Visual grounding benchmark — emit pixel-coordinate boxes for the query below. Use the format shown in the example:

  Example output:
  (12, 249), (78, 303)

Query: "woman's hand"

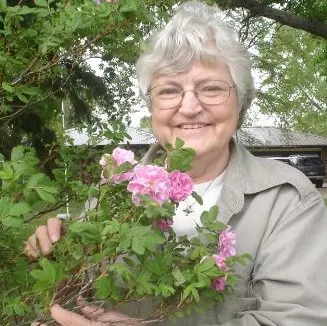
(32, 297), (142, 326)
(24, 217), (62, 258)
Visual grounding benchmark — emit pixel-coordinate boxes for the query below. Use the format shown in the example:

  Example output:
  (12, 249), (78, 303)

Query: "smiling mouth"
(178, 124), (209, 129)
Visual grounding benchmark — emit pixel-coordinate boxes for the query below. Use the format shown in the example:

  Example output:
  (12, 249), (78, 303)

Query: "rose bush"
(0, 139), (251, 325)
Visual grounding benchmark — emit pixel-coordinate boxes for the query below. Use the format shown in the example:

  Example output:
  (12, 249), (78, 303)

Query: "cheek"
(151, 112), (167, 140)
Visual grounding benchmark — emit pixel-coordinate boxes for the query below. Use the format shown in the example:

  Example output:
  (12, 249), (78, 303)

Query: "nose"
(178, 90), (203, 116)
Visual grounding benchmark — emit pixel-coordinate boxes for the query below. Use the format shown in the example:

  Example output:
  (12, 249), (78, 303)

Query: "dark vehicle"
(267, 154), (325, 188)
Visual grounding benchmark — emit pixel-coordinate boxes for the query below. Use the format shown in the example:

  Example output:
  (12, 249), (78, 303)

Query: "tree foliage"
(0, 0), (175, 161)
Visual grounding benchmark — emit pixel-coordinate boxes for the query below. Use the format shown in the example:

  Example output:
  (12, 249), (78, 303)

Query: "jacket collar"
(218, 139), (315, 224)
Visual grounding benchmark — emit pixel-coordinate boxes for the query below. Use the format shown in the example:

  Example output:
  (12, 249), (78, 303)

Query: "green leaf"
(2, 82), (13, 93)
(0, 197), (12, 219)
(35, 188), (56, 203)
(95, 275), (112, 299)
(0, 162), (14, 180)
(40, 258), (57, 283)
(191, 191), (203, 205)
(132, 238), (145, 255)
(17, 93), (29, 103)
(175, 137), (184, 149)
(195, 256), (215, 273)
(208, 205), (219, 222)
(11, 146), (25, 161)
(0, 0), (7, 11)
(200, 206), (219, 226)
(172, 268), (186, 286)
(118, 0), (138, 13)
(9, 202), (31, 217)
(34, 0), (48, 7)
(2, 216), (23, 228)
(144, 260), (162, 276)
(70, 222), (100, 242)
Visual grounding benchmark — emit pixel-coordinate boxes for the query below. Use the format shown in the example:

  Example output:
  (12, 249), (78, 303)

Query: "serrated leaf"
(95, 276), (112, 299)
(0, 0), (7, 11)
(195, 256), (215, 273)
(11, 146), (25, 161)
(208, 205), (219, 221)
(40, 258), (56, 283)
(175, 137), (184, 149)
(0, 197), (12, 218)
(34, 0), (48, 7)
(118, 0), (138, 13)
(9, 202), (31, 217)
(172, 268), (186, 286)
(70, 222), (100, 241)
(2, 82), (13, 93)
(132, 238), (145, 255)
(30, 270), (49, 282)
(35, 188), (56, 203)
(2, 216), (23, 228)
(144, 260), (162, 276)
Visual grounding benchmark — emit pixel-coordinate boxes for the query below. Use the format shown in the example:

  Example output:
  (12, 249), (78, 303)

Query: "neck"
(188, 147), (230, 184)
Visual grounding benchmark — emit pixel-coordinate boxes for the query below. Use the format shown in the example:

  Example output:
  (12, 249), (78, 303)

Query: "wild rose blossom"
(112, 148), (136, 165)
(111, 172), (134, 184)
(157, 219), (173, 232)
(213, 254), (229, 272)
(168, 171), (193, 202)
(219, 227), (236, 258)
(127, 165), (170, 206)
(100, 148), (137, 184)
(212, 277), (227, 292)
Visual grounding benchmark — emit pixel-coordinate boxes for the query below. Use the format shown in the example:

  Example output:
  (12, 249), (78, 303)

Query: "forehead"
(150, 59), (232, 86)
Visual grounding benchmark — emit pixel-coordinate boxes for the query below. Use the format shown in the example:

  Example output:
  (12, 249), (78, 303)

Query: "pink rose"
(212, 277), (227, 292)
(168, 171), (193, 202)
(157, 219), (173, 232)
(101, 148), (137, 184)
(110, 172), (134, 184)
(219, 227), (236, 258)
(213, 254), (229, 272)
(112, 148), (136, 165)
(127, 165), (170, 206)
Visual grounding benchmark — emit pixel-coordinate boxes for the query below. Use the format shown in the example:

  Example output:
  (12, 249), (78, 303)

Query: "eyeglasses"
(146, 80), (235, 110)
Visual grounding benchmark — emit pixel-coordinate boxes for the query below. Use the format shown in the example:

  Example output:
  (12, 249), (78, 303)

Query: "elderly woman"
(28, 1), (327, 325)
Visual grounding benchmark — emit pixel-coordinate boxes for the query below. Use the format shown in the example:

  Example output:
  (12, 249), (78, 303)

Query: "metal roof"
(66, 127), (155, 146)
(66, 126), (327, 148)
(237, 127), (327, 148)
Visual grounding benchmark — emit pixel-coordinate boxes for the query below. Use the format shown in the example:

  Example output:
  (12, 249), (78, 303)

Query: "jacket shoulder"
(238, 146), (320, 202)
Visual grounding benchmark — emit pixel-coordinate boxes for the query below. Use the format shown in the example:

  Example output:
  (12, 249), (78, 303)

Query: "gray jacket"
(120, 142), (327, 326)
(92, 142), (327, 325)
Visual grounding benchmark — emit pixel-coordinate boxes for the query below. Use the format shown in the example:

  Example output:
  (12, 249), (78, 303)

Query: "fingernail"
(50, 234), (59, 242)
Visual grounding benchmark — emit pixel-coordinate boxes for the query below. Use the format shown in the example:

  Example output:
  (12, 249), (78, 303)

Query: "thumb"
(51, 304), (103, 326)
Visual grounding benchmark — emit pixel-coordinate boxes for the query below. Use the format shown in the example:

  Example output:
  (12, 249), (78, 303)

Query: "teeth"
(180, 124), (206, 129)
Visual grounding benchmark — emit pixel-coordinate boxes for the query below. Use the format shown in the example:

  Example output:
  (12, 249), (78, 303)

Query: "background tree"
(0, 0), (175, 161)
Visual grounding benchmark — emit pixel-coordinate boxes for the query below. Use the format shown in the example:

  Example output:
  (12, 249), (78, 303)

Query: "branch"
(218, 0), (327, 39)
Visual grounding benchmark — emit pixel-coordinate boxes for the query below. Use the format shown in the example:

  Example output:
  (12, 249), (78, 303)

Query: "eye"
(153, 86), (181, 98)
(198, 81), (229, 96)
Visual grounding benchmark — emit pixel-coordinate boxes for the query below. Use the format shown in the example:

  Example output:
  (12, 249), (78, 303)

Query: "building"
(67, 126), (327, 181)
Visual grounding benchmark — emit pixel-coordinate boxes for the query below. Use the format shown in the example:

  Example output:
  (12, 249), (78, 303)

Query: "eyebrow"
(151, 78), (224, 89)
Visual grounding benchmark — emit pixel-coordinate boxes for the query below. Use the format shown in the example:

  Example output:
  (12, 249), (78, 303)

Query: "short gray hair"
(136, 1), (255, 128)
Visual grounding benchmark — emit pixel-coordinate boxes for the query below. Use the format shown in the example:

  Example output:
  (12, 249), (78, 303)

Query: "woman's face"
(150, 60), (239, 161)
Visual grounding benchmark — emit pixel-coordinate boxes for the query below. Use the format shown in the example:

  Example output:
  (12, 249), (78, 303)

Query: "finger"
(24, 234), (41, 258)
(47, 217), (62, 243)
(77, 296), (106, 320)
(77, 297), (139, 325)
(51, 304), (103, 326)
(35, 225), (53, 255)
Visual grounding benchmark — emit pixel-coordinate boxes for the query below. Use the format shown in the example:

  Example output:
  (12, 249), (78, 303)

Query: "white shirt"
(172, 171), (225, 239)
